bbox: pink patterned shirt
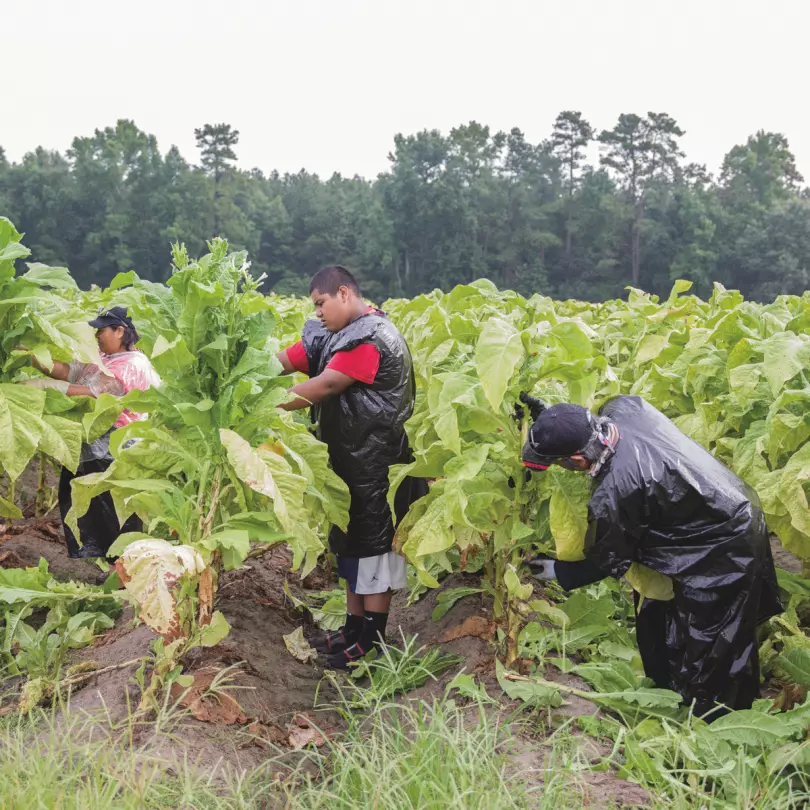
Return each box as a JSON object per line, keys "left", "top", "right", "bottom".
{"left": 68, "top": 351, "right": 161, "bottom": 427}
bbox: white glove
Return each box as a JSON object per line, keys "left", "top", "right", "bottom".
{"left": 528, "top": 558, "right": 557, "bottom": 582}
{"left": 21, "top": 378, "right": 69, "bottom": 393}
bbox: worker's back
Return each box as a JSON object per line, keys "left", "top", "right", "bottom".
{"left": 587, "top": 395, "right": 767, "bottom": 580}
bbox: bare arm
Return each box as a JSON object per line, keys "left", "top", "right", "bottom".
{"left": 67, "top": 384, "right": 95, "bottom": 397}
{"left": 276, "top": 349, "right": 295, "bottom": 376}
{"left": 28, "top": 353, "right": 70, "bottom": 381}
{"left": 278, "top": 368, "right": 356, "bottom": 411}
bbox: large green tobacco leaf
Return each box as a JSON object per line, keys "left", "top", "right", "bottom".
{"left": 547, "top": 470, "right": 589, "bottom": 561}
{"left": 761, "top": 332, "right": 810, "bottom": 396}
{"left": 706, "top": 709, "right": 804, "bottom": 747}
{"left": 280, "top": 431, "right": 350, "bottom": 532}
{"left": 401, "top": 492, "right": 456, "bottom": 563}
{"left": 776, "top": 648, "right": 810, "bottom": 688}
{"left": 623, "top": 563, "right": 674, "bottom": 601}
{"left": 573, "top": 660, "right": 643, "bottom": 692}
{"left": 0, "top": 217, "right": 31, "bottom": 286}
{"left": 496, "top": 660, "right": 562, "bottom": 707}
{"left": 221, "top": 428, "right": 283, "bottom": 504}
{"left": 18, "top": 263, "right": 78, "bottom": 292}
{"left": 474, "top": 318, "right": 525, "bottom": 411}
{"left": 0, "top": 384, "right": 46, "bottom": 480}
{"left": 0, "top": 559, "right": 118, "bottom": 609}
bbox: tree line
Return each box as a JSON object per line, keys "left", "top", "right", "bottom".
{"left": 1, "top": 113, "right": 808, "bottom": 303}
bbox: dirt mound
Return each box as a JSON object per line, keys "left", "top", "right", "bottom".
{"left": 0, "top": 516, "right": 496, "bottom": 773}
{"left": 61, "top": 544, "right": 347, "bottom": 772}
{"left": 0, "top": 515, "right": 101, "bottom": 583}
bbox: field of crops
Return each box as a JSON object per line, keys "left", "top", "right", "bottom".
{"left": 2, "top": 214, "right": 810, "bottom": 808}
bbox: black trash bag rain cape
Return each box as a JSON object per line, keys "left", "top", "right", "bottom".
{"left": 579, "top": 395, "right": 782, "bottom": 715}
{"left": 302, "top": 312, "right": 427, "bottom": 558}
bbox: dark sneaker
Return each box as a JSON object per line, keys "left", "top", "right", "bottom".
{"left": 325, "top": 640, "right": 378, "bottom": 671}
{"left": 309, "top": 627, "right": 357, "bottom": 655}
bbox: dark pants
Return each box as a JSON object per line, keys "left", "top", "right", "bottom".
{"left": 59, "top": 458, "right": 142, "bottom": 560}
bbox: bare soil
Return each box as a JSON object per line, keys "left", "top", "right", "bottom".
{"left": 771, "top": 534, "right": 803, "bottom": 574}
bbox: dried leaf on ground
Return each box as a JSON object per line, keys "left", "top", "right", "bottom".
{"left": 283, "top": 627, "right": 317, "bottom": 663}
{"left": 245, "top": 721, "right": 288, "bottom": 750}
{"left": 169, "top": 668, "right": 247, "bottom": 725}
{"left": 441, "top": 615, "right": 496, "bottom": 642}
{"left": 285, "top": 713, "right": 332, "bottom": 749}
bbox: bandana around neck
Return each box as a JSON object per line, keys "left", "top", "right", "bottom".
{"left": 588, "top": 421, "right": 620, "bottom": 478}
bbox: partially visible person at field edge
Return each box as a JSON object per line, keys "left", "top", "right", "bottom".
{"left": 276, "top": 265, "right": 427, "bottom": 670}
{"left": 18, "top": 306, "right": 161, "bottom": 563}
{"left": 519, "top": 392, "right": 783, "bottom": 720}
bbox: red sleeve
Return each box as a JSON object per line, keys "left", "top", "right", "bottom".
{"left": 284, "top": 341, "right": 309, "bottom": 375}
{"left": 326, "top": 343, "right": 380, "bottom": 384}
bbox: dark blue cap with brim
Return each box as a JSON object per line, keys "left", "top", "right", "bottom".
{"left": 88, "top": 306, "right": 133, "bottom": 329}
{"left": 521, "top": 403, "right": 593, "bottom": 470}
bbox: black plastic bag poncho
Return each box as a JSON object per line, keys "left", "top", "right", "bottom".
{"left": 581, "top": 396, "right": 782, "bottom": 715}
{"left": 302, "top": 312, "right": 427, "bottom": 558}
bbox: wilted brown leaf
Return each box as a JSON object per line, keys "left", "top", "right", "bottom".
{"left": 285, "top": 712, "right": 333, "bottom": 749}
{"left": 169, "top": 668, "right": 247, "bottom": 725}
{"left": 245, "top": 721, "right": 288, "bottom": 750}
{"left": 440, "top": 615, "right": 496, "bottom": 642}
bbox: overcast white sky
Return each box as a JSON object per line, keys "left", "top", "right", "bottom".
{"left": 4, "top": 0, "right": 809, "bottom": 181}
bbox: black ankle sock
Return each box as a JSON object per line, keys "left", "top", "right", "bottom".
{"left": 361, "top": 610, "right": 389, "bottom": 645}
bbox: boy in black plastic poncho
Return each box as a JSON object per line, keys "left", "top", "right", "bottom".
{"left": 277, "top": 266, "right": 426, "bottom": 670}
{"left": 519, "top": 393, "right": 783, "bottom": 720}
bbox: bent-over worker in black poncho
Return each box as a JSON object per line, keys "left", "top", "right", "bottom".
{"left": 277, "top": 266, "right": 427, "bottom": 670}
{"left": 520, "top": 393, "right": 783, "bottom": 719}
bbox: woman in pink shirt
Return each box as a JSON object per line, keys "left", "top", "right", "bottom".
{"left": 22, "top": 306, "right": 160, "bottom": 560}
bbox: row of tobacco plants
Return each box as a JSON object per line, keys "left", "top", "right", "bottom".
{"left": 2, "top": 208, "right": 810, "bottom": 750}
{"left": 385, "top": 278, "right": 810, "bottom": 804}
{"left": 0, "top": 217, "right": 349, "bottom": 708}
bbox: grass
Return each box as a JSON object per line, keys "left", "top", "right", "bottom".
{"left": 282, "top": 698, "right": 581, "bottom": 810}
{"left": 4, "top": 632, "right": 806, "bottom": 810}
{"left": 0, "top": 690, "right": 587, "bottom": 810}
{"left": 318, "top": 632, "right": 463, "bottom": 711}
{"left": 0, "top": 704, "right": 281, "bottom": 809}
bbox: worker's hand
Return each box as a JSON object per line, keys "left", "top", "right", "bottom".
{"left": 519, "top": 392, "right": 547, "bottom": 422}
{"left": 21, "top": 378, "right": 69, "bottom": 393}
{"left": 528, "top": 555, "right": 557, "bottom": 582}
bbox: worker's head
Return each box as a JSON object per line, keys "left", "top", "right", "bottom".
{"left": 521, "top": 403, "right": 600, "bottom": 473}
{"left": 309, "top": 265, "right": 365, "bottom": 332}
{"left": 88, "top": 306, "right": 139, "bottom": 354}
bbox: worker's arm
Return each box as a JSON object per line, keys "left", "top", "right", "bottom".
{"left": 276, "top": 349, "right": 295, "bottom": 376}
{"left": 16, "top": 346, "right": 71, "bottom": 381}
{"left": 42, "top": 360, "right": 70, "bottom": 381}
{"left": 20, "top": 378, "right": 96, "bottom": 397}
{"left": 278, "top": 369, "right": 355, "bottom": 411}
{"left": 67, "top": 384, "right": 95, "bottom": 397}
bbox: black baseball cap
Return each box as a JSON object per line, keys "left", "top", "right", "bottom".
{"left": 521, "top": 403, "right": 594, "bottom": 470}
{"left": 88, "top": 306, "right": 134, "bottom": 330}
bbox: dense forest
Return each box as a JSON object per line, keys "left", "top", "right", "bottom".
{"left": 1, "top": 112, "right": 808, "bottom": 302}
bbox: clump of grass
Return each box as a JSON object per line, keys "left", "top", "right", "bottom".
{"left": 318, "top": 632, "right": 462, "bottom": 712}
{"left": 0, "top": 707, "right": 278, "bottom": 809}
{"left": 282, "top": 697, "right": 581, "bottom": 810}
